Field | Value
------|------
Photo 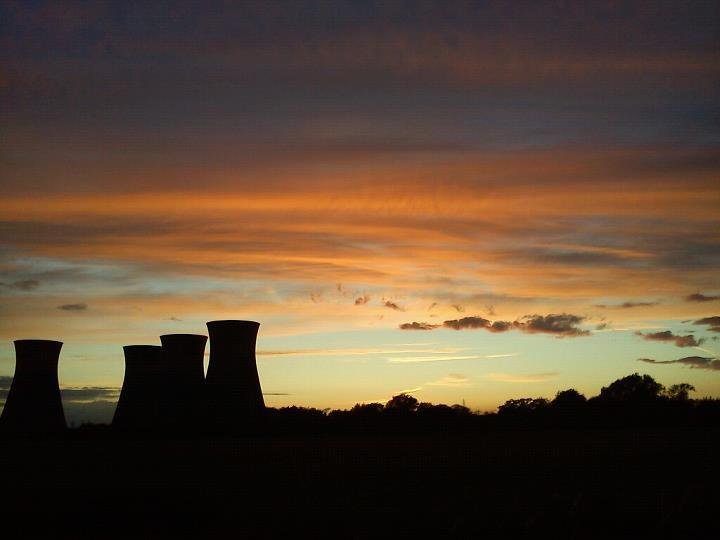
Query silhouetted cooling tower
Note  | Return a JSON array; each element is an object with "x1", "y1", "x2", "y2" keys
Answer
[
  {"x1": 112, "y1": 345, "x2": 164, "y2": 431},
  {"x1": 206, "y1": 320, "x2": 265, "y2": 427},
  {"x1": 159, "y1": 334, "x2": 207, "y2": 430},
  {"x1": 0, "y1": 340, "x2": 66, "y2": 434}
]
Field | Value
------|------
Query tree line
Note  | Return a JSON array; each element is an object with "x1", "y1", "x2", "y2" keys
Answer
[
  {"x1": 257, "y1": 372, "x2": 720, "y2": 434},
  {"x1": 67, "y1": 372, "x2": 719, "y2": 438}
]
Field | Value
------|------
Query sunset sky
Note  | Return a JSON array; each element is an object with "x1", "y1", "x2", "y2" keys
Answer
[{"x1": 1, "y1": 1, "x2": 719, "y2": 423}]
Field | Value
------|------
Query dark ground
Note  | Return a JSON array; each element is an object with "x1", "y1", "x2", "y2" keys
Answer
[{"x1": 2, "y1": 427, "x2": 717, "y2": 539}]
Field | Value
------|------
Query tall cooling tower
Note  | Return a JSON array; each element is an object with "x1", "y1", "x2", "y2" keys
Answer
[
  {"x1": 206, "y1": 320, "x2": 265, "y2": 427},
  {"x1": 0, "y1": 340, "x2": 66, "y2": 434},
  {"x1": 159, "y1": 334, "x2": 207, "y2": 430},
  {"x1": 112, "y1": 345, "x2": 164, "y2": 431}
]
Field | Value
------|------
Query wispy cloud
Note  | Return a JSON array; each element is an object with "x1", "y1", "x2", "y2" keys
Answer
[
  {"x1": 636, "y1": 330, "x2": 704, "y2": 348},
  {"x1": 57, "y1": 303, "x2": 88, "y2": 311},
  {"x1": 387, "y1": 355, "x2": 483, "y2": 364},
  {"x1": 638, "y1": 356, "x2": 720, "y2": 371},
  {"x1": 60, "y1": 386, "x2": 120, "y2": 402},
  {"x1": 426, "y1": 374, "x2": 471, "y2": 387},
  {"x1": 484, "y1": 372, "x2": 558, "y2": 383},
  {"x1": 694, "y1": 316, "x2": 720, "y2": 333},
  {"x1": 383, "y1": 300, "x2": 405, "y2": 311},
  {"x1": 594, "y1": 301, "x2": 659, "y2": 309},
  {"x1": 395, "y1": 387, "x2": 423, "y2": 394},
  {"x1": 685, "y1": 293, "x2": 720, "y2": 303},
  {"x1": 0, "y1": 279, "x2": 40, "y2": 291}
]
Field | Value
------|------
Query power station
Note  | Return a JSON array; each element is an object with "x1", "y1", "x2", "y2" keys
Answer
[{"x1": 1, "y1": 320, "x2": 266, "y2": 434}]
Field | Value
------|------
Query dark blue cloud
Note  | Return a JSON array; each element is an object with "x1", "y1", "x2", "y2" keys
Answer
[{"x1": 3, "y1": 1, "x2": 718, "y2": 199}]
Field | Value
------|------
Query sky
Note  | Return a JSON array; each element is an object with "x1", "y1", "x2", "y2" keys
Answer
[{"x1": 1, "y1": 1, "x2": 719, "y2": 424}]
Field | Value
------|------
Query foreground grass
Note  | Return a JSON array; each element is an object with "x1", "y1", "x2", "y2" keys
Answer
[{"x1": 2, "y1": 426, "x2": 717, "y2": 539}]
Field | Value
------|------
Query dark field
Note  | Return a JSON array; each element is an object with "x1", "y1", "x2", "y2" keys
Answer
[{"x1": 3, "y1": 427, "x2": 717, "y2": 539}]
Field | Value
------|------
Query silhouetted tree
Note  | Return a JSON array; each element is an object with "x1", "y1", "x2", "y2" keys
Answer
[
  {"x1": 416, "y1": 402, "x2": 452, "y2": 416},
  {"x1": 497, "y1": 397, "x2": 549, "y2": 415},
  {"x1": 664, "y1": 383, "x2": 695, "y2": 401},
  {"x1": 450, "y1": 404, "x2": 471, "y2": 415},
  {"x1": 349, "y1": 402, "x2": 385, "y2": 416},
  {"x1": 596, "y1": 373, "x2": 664, "y2": 404},
  {"x1": 551, "y1": 389, "x2": 586, "y2": 407},
  {"x1": 276, "y1": 406, "x2": 326, "y2": 420},
  {"x1": 384, "y1": 393, "x2": 419, "y2": 413}
]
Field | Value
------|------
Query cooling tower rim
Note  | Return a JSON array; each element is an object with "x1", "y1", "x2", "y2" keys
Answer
[
  {"x1": 14, "y1": 339, "x2": 63, "y2": 346},
  {"x1": 123, "y1": 344, "x2": 162, "y2": 351},
  {"x1": 206, "y1": 319, "x2": 260, "y2": 328},
  {"x1": 159, "y1": 333, "x2": 208, "y2": 341}
]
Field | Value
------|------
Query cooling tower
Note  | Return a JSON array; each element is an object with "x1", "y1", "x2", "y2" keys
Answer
[
  {"x1": 112, "y1": 345, "x2": 164, "y2": 431},
  {"x1": 0, "y1": 340, "x2": 66, "y2": 434},
  {"x1": 206, "y1": 320, "x2": 265, "y2": 427},
  {"x1": 159, "y1": 333, "x2": 207, "y2": 430}
]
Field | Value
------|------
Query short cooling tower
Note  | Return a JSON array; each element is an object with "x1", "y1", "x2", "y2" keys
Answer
[
  {"x1": 206, "y1": 320, "x2": 265, "y2": 427},
  {"x1": 0, "y1": 340, "x2": 66, "y2": 434},
  {"x1": 112, "y1": 345, "x2": 164, "y2": 431},
  {"x1": 159, "y1": 333, "x2": 207, "y2": 430}
]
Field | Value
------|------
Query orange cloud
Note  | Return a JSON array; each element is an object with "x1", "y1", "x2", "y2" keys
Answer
[{"x1": 1, "y1": 146, "x2": 718, "y2": 340}]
